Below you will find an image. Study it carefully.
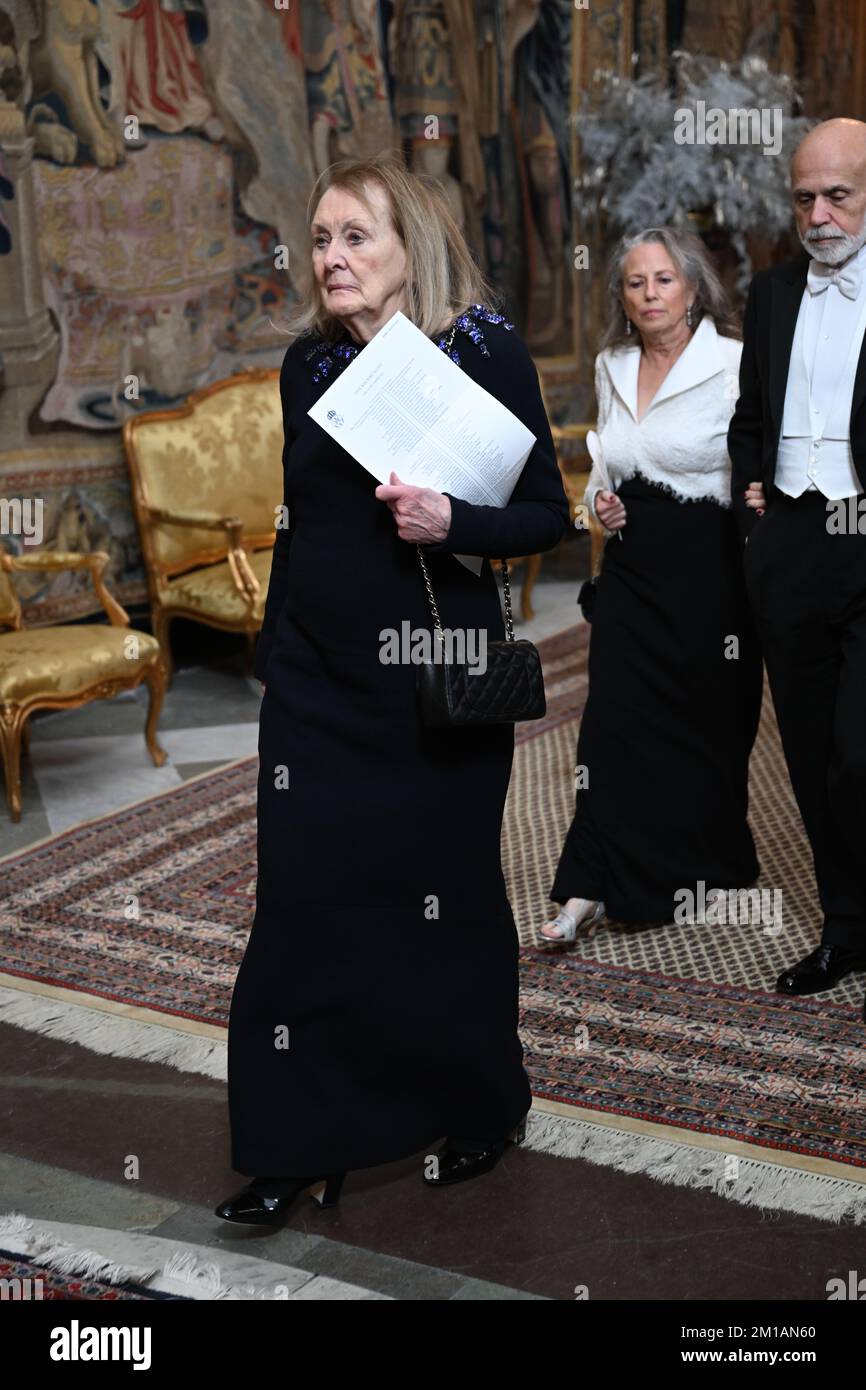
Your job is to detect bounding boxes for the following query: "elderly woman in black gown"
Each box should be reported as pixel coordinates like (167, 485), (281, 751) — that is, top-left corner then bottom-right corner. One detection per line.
(216, 154), (569, 1224)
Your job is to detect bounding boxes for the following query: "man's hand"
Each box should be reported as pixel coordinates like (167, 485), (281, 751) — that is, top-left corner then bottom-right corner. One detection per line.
(744, 480), (766, 516)
(375, 471), (451, 543)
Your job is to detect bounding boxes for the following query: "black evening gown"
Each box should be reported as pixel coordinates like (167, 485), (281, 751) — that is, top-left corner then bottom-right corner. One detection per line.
(228, 306), (569, 1177)
(551, 474), (763, 924)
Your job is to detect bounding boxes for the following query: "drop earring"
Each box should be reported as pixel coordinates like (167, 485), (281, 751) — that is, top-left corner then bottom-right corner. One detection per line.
(686, 303), (694, 327)
(625, 315), (632, 335)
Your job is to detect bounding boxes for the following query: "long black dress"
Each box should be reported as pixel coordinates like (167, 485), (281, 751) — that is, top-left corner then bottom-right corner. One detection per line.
(550, 474), (763, 924)
(228, 305), (569, 1177)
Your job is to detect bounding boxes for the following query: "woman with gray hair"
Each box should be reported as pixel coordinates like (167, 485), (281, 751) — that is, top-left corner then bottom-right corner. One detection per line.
(215, 154), (569, 1224)
(542, 226), (762, 940)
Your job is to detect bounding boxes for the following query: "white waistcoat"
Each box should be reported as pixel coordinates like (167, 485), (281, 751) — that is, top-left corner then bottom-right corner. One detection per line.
(781, 275), (866, 440)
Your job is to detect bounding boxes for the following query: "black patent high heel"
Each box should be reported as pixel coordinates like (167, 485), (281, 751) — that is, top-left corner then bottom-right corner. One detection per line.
(422, 1112), (530, 1187)
(215, 1170), (346, 1225)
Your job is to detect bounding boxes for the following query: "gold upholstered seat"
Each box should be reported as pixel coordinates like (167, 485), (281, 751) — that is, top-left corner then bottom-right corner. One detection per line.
(122, 368), (282, 679)
(161, 546), (274, 625)
(0, 550), (167, 822)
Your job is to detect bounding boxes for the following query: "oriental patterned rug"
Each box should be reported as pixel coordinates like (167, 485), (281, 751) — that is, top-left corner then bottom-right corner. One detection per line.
(0, 1250), (190, 1302)
(3, 621), (866, 1218)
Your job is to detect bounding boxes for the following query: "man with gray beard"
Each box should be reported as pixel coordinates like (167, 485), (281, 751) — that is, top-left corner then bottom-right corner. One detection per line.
(729, 118), (866, 1014)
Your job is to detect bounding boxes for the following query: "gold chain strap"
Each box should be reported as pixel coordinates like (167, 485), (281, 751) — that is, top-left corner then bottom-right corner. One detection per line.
(415, 315), (514, 642)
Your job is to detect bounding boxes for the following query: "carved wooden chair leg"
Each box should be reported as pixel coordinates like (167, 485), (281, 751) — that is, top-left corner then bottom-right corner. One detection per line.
(0, 709), (24, 822)
(521, 553), (542, 622)
(141, 663), (168, 767)
(152, 609), (174, 686)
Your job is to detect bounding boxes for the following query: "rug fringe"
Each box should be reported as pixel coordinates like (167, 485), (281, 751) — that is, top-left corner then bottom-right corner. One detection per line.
(0, 986), (227, 1080)
(0, 1213), (254, 1298)
(0, 1213), (385, 1300)
(0, 1212), (157, 1286)
(160, 1250), (235, 1295)
(524, 1111), (866, 1224)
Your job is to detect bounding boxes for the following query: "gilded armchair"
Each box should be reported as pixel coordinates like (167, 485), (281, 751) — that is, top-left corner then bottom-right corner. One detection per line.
(122, 368), (283, 679)
(0, 550), (167, 822)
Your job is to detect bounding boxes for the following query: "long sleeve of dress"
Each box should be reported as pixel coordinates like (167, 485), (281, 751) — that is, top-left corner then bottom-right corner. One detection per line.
(424, 323), (569, 559)
(253, 353), (296, 682)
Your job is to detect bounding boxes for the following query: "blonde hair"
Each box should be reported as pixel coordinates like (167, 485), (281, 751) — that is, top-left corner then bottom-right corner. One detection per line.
(282, 152), (499, 344)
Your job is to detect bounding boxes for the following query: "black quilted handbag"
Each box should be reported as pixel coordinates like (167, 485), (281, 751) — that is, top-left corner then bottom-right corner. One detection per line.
(415, 545), (546, 726)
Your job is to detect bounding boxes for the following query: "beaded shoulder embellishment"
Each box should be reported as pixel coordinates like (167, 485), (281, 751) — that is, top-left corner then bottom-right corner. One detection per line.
(303, 303), (513, 383)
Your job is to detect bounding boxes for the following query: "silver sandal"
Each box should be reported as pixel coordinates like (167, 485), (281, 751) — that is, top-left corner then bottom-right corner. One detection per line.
(540, 900), (606, 943)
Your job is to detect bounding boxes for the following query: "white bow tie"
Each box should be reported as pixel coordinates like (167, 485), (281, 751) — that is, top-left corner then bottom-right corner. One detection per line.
(807, 257), (862, 300)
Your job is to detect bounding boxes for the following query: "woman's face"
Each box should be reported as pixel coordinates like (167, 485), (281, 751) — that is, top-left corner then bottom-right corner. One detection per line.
(620, 242), (693, 337)
(311, 182), (409, 342)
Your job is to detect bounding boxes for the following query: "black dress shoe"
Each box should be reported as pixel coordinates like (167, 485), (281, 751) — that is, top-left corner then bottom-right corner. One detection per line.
(214, 1172), (345, 1226)
(423, 1116), (528, 1188)
(776, 944), (866, 996)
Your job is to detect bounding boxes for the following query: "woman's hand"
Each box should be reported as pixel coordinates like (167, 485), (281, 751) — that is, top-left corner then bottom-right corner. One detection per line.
(595, 489), (626, 531)
(744, 480), (766, 516)
(375, 471), (451, 543)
